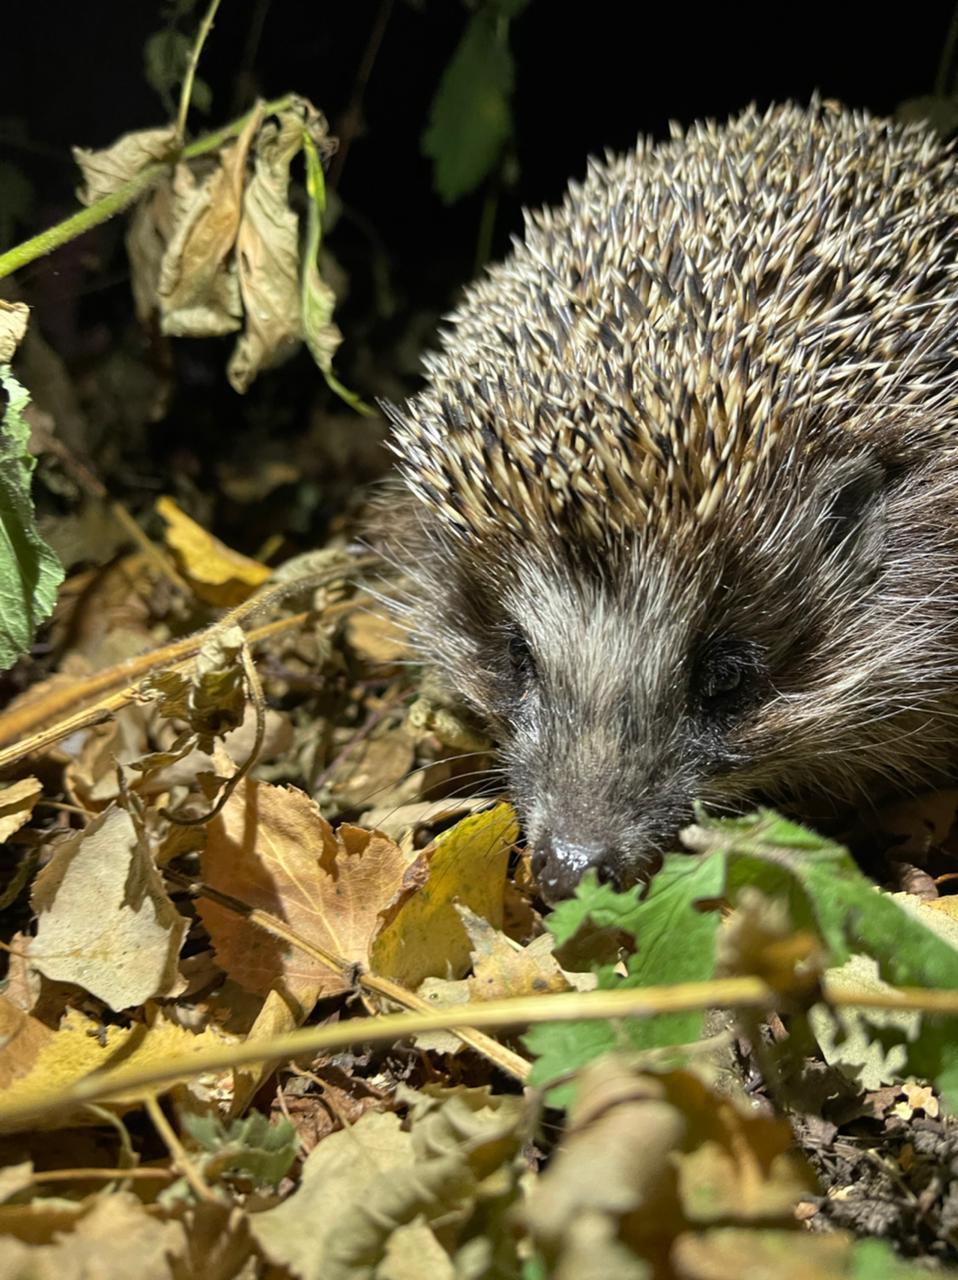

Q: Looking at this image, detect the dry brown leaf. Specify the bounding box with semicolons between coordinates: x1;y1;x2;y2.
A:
0;775;42;840
156;107;261;338
156;494;271;605
73;125;178;205
0;995;56;1090
0;1190;189;1278
29;804;188;1010
199;776;412;1006
228;109;304;392
525;1059;818;1271
345;610;410;664
0;299;30;362
416;907;575;1054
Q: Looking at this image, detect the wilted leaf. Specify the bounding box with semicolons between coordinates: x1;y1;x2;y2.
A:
156;106;260;337
228;107;304;392
371;803;517;988
137;623;248;766
0;368;65;671
156;494;271;604
0;774;42;840
300;128;369;412
251;1093;524;1280
0;299;29;362
73;125;178;204
672;1229;855;1280
200;776;411;1006
29;803;188;1010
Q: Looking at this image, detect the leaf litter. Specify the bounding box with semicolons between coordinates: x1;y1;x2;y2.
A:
4;74;958;1280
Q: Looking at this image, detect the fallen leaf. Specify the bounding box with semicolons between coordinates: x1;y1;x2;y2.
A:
0;775;42;840
0;1190;189;1278
251;1092;524;1280
371;803;516;988
672;1228;854;1280
156;494;271;605
0;1007;237;1132
29;803;188;1010
199;776;411;1007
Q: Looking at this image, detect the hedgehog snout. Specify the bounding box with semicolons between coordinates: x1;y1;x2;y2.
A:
530;834;618;903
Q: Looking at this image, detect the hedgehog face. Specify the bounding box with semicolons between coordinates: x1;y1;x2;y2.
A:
387;100;958;898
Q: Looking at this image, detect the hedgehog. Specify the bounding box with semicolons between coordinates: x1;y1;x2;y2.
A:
383;100;958;901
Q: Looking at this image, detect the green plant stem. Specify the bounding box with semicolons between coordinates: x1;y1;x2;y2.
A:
0;94;294;282
176;0;223;141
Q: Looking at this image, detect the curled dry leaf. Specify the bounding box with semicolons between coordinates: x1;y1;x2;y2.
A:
199;776;412;1009
156;494;271;605
227;107;306;392
525;1058;817;1273
0;775;42;840
29;803;188;1011
0;299;30;362
73;125;178;205
156;106;262;338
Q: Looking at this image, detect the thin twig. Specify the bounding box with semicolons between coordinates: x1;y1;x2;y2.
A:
176;0;223;142
144;1095;218;1202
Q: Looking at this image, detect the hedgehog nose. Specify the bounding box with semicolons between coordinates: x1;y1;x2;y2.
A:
531;835;616;903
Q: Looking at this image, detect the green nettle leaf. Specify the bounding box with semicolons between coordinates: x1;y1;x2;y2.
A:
525;856;724;1103
182;1109;298;1188
528;809;958;1110
421;10;515;203
0;368;64;672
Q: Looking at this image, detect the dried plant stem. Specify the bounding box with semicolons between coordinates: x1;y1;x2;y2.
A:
144;1095;217;1202
9;974;958;1130
170;872;531;1082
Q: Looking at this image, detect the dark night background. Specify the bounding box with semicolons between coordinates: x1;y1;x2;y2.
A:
2;1;957;552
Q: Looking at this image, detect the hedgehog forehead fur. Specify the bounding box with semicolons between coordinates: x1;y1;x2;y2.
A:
387;101;958;551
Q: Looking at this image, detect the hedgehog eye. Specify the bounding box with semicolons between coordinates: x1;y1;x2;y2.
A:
693;641;762;713
507;626;537;685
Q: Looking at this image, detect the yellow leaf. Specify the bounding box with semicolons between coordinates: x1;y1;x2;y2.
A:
0;775;42;840
0;1007;235;1133
370;804;516;989
156;495;271;605
0;300;30;362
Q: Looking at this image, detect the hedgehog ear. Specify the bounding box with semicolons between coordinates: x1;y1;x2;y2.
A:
821;454;887;553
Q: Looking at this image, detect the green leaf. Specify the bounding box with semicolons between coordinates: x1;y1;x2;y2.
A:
0;368;63;671
182;1109;298;1188
526;857;724;1102
851;1236;945;1278
689;810;958;1107
421;9;515;203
